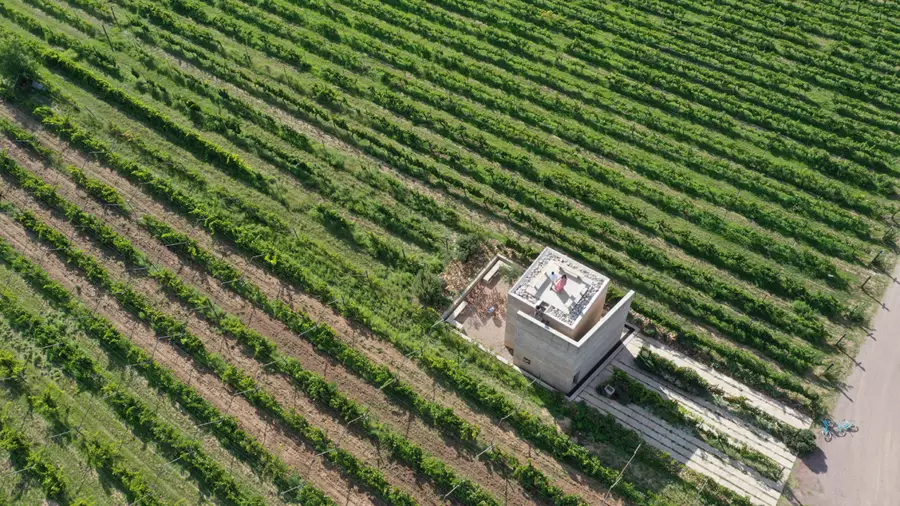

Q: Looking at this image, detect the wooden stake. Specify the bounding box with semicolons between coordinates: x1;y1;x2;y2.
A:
602;443;642;504
861;275;872;291
692;478;710;506
835;333;847;347
871;250;884;267
101;24;113;50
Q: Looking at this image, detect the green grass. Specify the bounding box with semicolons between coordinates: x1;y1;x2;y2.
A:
0;0;896;504
0;267;285;506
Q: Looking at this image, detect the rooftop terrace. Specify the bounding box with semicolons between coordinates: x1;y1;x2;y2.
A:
509;248;609;336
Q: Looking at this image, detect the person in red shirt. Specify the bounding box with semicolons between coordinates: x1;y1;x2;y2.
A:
554;274;568;293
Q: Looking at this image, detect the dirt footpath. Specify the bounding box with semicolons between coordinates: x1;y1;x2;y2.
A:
791;263;900;506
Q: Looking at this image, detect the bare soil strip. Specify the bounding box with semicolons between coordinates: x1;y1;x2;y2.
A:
0;129;529;505
0;192;399;506
0;104;625;503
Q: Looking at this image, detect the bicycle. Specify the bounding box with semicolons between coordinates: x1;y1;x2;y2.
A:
822;418;858;441
822;418;838;442
835;419;859;434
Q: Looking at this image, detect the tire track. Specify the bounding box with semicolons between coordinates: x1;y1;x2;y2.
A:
0;117;533;505
0;105;623;504
0;189;391;506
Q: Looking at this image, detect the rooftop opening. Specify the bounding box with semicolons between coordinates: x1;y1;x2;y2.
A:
509;247;609;341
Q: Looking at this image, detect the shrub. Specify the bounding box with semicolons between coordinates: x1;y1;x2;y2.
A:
883;226;898;248
843;304;866;324
499;263;523;283
454;232;487;262
0;36;38;86
791;300;815;320
635;347;717;397
414;268;447;308
872;249;892;272
0;350;24;380
783;428;817;456
608;369;686;426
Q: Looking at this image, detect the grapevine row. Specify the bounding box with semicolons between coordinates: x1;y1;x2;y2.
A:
112;21;839;344
23;78;824;416
0;156;460;506
196;0;881;257
0;357;169;506
0;237;337;505
606;0;900;116
95;0;856;338
334;0;893;204
0;396;77;504
475;0;900;181
74;0;856;316
5;135;636;506
651;0;900;87
12;100;750;504
8;22;839;375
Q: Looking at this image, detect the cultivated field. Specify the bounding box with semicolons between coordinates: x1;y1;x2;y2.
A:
0;0;896;505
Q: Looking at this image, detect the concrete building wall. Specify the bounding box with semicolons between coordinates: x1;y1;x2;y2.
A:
571;291;634;383
504;293;532;350
572;281;609;338
511;313;578;391
511;290;635;392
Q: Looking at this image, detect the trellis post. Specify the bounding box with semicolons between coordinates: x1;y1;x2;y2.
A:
601;442;642;505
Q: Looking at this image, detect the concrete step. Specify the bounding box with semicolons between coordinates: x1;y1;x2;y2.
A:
580;389;782;506
626;336;812;429
612;361;795;467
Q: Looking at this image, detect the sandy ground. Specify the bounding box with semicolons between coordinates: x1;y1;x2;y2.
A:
790;263;900;506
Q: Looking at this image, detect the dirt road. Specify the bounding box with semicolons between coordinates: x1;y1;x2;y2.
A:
791;264;900;506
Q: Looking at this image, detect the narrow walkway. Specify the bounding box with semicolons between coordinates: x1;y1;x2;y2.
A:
625;336;812;429
612;361;795;468
792;262;900;506
581;379;782;505
577;333;805;506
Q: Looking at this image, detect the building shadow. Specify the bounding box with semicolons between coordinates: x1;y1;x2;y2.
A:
802;446;828;475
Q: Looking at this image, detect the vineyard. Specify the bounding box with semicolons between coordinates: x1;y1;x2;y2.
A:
0;0;896;504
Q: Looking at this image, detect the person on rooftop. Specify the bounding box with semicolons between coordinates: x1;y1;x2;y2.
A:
554;274;568;293
549;270;559;284
534;302;549;324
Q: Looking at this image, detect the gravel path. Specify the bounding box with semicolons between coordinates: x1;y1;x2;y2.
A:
791;263;900;506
